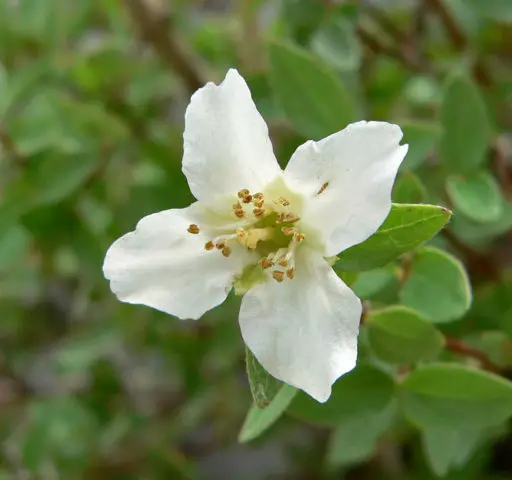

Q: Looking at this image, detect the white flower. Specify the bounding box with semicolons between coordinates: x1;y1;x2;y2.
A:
103;69;408;403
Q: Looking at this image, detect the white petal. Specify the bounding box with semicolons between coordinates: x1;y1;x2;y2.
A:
103;203;254;320
239;252;362;402
182;69;281;202
284;121;408;256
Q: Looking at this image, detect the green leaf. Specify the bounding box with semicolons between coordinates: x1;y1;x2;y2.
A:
268;40;355;139
393;171;427;203
310;18;361;71
367;306;445;364
238;384;297;443
246;347;283;408
400;363;512;429
462;0;512;22
450;200;512;248
401;247;472;323
446;171;503;223
351;266;396;299
422;427;484;477
289;364;395;426
327;401;397;469
401;122;441;170
439;75;491;173
335;204;451;272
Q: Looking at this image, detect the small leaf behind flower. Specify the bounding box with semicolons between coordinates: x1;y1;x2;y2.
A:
246;347;282;408
335;204;451;272
238;384;297;443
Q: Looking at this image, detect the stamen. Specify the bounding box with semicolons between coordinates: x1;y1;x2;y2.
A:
253;208;265;217
242;194;253;204
253;199;264;208
278;197;290;207
234;208;245;218
222;246;232;257
216;242;225;250
294;233;305;244
277;212;300;224
237;229;250;249
204;241;214;251
259;257;274;269
317;182;329;195
286;267;296;279
187;224;200;234
272;271;285;283
283;213;300;223
278;257;289;268
238;189;250;199
281;226;295;236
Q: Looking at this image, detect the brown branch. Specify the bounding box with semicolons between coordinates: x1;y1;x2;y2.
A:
445;337;501;373
425;0;492;88
491;140;512;197
124;0;206;94
356;26;426;73
365;3;407;44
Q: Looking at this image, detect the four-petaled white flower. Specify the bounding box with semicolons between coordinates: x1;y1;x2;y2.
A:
103;69;408;402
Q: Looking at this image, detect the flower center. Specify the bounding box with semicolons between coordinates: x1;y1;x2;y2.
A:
187;188;306;283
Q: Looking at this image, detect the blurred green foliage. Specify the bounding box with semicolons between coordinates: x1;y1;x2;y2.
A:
1;0;512;478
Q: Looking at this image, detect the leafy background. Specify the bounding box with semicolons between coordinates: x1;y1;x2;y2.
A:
1;0;512;478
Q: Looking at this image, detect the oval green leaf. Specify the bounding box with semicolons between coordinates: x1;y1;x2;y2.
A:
367;306;445;364
446;171;503;223
439;75;491;173
335;204;451;272
400;363;512;429
401;247;472;323
400;122;441;170
310;18;361;71
392;171;427;203
268;40;355;139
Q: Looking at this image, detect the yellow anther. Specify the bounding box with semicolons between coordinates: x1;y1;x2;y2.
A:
272;271;285;283
187;224;200;234
259;257;274;269
234;208;245;218
237;228;247;241
281;226;295;236
216;242;225;250
222;246;232;257
242;194;253;204
286;267;296;279
253;199;264;208
278;257;289;268
232;202;242;209
253;192;264;201
283;213;300;223
317;182;329;195
238;189;250;198
253;207;265;217
204;241;214;251
294;233;305;244
278;197;290;207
